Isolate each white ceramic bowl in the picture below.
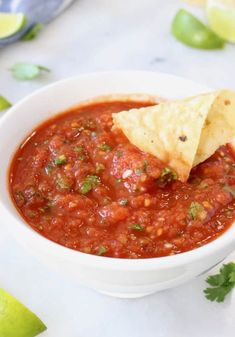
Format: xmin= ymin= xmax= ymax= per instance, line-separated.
xmin=1 ymin=71 xmax=235 ymax=298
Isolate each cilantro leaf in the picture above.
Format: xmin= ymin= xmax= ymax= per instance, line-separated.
xmin=118 ymin=198 xmax=128 ymax=206
xmin=161 ymin=167 xmax=177 ymax=179
xmin=188 ymin=201 xmax=204 ymax=220
xmin=54 ymin=154 xmax=67 ymax=166
xmin=0 ymin=95 xmax=12 ymax=111
xmin=206 ymin=274 xmax=225 ymax=287
xmin=116 ymin=151 xmax=123 ymax=158
xmin=74 ymin=146 xmax=83 ymax=153
xmin=129 ymin=223 xmax=144 ymax=231
xmin=80 ymin=175 xmax=101 ymax=194
xmin=204 ymin=262 xmax=235 ymax=302
xmin=229 ymin=271 xmax=235 ymax=283
xmin=204 ymin=285 xmax=234 ymax=303
xmin=158 ymin=167 xmax=178 ymax=184
xmin=21 ymin=23 xmax=44 ymax=41
xmin=11 ymin=63 xmax=50 ymax=80
xmin=97 ymin=246 xmax=107 ymax=256
xmin=80 ymin=181 xmax=92 ymax=194
xmin=161 ymin=167 xmax=171 ymax=177
xmin=99 ymin=143 xmax=112 ymax=152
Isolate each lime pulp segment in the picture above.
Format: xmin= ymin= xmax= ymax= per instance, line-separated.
xmin=207 ymin=0 xmax=235 ymax=43
xmin=0 ymin=12 xmax=26 ymax=39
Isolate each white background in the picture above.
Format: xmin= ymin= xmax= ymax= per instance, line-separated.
xmin=0 ymin=1 xmax=235 ymax=336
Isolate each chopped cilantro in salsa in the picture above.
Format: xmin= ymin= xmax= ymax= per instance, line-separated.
xmin=188 ymin=201 xmax=204 ymax=220
xmin=80 ymin=175 xmax=101 ymax=194
xmin=159 ymin=167 xmax=178 ymax=183
xmin=117 ymin=151 xmax=123 ymax=158
xmin=97 ymin=246 xmax=108 ymax=256
xmin=9 ymin=99 xmax=235 ymax=259
xmin=74 ymin=146 xmax=83 ymax=153
xmin=118 ymin=198 xmax=128 ymax=206
xmin=99 ymin=144 xmax=112 ymax=152
xmin=54 ymin=154 xmax=67 ymax=166
xmin=130 ymin=223 xmax=144 ymax=231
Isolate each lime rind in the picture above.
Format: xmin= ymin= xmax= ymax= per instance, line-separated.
xmin=0 ymin=12 xmax=26 ymax=39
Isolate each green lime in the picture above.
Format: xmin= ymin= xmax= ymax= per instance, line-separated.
xmin=0 ymin=288 xmax=46 ymax=337
xmin=207 ymin=0 xmax=235 ymax=43
xmin=0 ymin=12 xmax=26 ymax=39
xmin=171 ymin=9 xmax=225 ymax=49
xmin=0 ymin=96 xmax=12 ymax=111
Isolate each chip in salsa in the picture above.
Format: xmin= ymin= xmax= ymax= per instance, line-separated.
xmin=9 ymin=96 xmax=235 ymax=259
xmin=113 ymin=90 xmax=235 ymax=182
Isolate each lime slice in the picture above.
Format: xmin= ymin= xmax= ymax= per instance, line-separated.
xmin=207 ymin=0 xmax=235 ymax=43
xmin=172 ymin=9 xmax=225 ymax=49
xmin=0 ymin=12 xmax=26 ymax=39
xmin=0 ymin=288 xmax=46 ymax=337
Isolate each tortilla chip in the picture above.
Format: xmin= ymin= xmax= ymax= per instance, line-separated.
xmin=113 ymin=90 xmax=235 ymax=182
xmin=194 ymin=90 xmax=235 ymax=165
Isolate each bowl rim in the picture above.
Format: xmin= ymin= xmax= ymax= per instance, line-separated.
xmin=1 ymin=70 xmax=235 ymax=271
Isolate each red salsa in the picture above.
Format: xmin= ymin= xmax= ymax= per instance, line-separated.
xmin=9 ymin=99 xmax=235 ymax=258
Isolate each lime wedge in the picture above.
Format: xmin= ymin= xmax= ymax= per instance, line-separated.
xmin=0 ymin=288 xmax=46 ymax=337
xmin=172 ymin=9 xmax=225 ymax=49
xmin=0 ymin=12 xmax=26 ymax=39
xmin=0 ymin=95 xmax=12 ymax=111
xmin=207 ymin=0 xmax=235 ymax=43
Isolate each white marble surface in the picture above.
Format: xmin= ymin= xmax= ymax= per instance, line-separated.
xmin=0 ymin=0 xmax=235 ymax=336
